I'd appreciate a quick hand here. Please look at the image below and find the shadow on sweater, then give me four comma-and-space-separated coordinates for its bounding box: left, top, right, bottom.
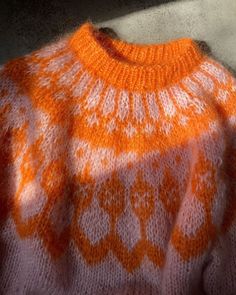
0, 47, 236, 293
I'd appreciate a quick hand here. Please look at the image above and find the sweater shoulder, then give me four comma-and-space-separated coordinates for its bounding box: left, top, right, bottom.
184, 56, 236, 120
0, 34, 71, 94
0, 35, 75, 130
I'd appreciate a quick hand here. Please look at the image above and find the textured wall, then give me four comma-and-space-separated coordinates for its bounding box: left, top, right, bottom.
0, 0, 236, 74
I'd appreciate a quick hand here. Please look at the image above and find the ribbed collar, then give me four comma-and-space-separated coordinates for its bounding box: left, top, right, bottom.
68, 21, 205, 92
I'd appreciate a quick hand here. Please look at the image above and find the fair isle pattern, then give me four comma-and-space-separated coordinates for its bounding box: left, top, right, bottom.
1, 22, 236, 294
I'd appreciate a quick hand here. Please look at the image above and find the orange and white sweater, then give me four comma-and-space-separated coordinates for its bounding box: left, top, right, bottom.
1, 21, 236, 295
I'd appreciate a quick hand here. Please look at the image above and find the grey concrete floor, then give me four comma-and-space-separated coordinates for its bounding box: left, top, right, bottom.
0, 0, 235, 75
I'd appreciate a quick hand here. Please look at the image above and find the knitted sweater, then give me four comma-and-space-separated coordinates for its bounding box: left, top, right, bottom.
1, 21, 236, 295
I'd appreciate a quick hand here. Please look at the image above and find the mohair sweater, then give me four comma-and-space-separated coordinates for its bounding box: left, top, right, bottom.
1, 21, 236, 295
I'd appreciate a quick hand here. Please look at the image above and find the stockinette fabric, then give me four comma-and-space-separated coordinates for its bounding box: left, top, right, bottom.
1, 21, 236, 295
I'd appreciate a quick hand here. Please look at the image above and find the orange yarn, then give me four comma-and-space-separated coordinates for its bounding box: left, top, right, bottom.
1, 21, 236, 294
69, 22, 204, 92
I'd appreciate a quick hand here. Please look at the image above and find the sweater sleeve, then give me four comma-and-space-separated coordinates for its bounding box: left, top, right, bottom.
200, 61, 236, 294
202, 150, 236, 294
0, 63, 13, 225
0, 60, 25, 225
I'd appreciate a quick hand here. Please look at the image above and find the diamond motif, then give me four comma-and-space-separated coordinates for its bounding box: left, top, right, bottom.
18, 182, 46, 222
79, 197, 110, 245
116, 202, 141, 251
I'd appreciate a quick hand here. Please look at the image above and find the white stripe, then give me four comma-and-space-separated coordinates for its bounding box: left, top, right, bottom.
38, 76, 51, 88
182, 77, 202, 96
117, 90, 129, 121
181, 78, 206, 114
53, 91, 66, 100
193, 71, 214, 92
146, 92, 159, 121
58, 61, 82, 86
170, 86, 191, 109
26, 61, 41, 74
158, 89, 176, 117
87, 113, 99, 126
133, 93, 145, 122
45, 52, 73, 72
190, 98, 206, 114
216, 89, 229, 103
85, 79, 103, 109
72, 72, 91, 98
231, 76, 236, 92
102, 87, 116, 116
106, 118, 117, 133
200, 61, 228, 84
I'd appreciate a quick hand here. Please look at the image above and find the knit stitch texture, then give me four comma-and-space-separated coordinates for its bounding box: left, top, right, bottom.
1, 21, 236, 295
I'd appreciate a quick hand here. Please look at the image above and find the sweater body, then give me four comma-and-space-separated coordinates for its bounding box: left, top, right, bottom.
1, 22, 236, 295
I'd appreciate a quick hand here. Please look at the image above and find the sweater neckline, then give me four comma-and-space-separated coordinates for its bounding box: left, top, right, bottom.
68, 21, 205, 92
